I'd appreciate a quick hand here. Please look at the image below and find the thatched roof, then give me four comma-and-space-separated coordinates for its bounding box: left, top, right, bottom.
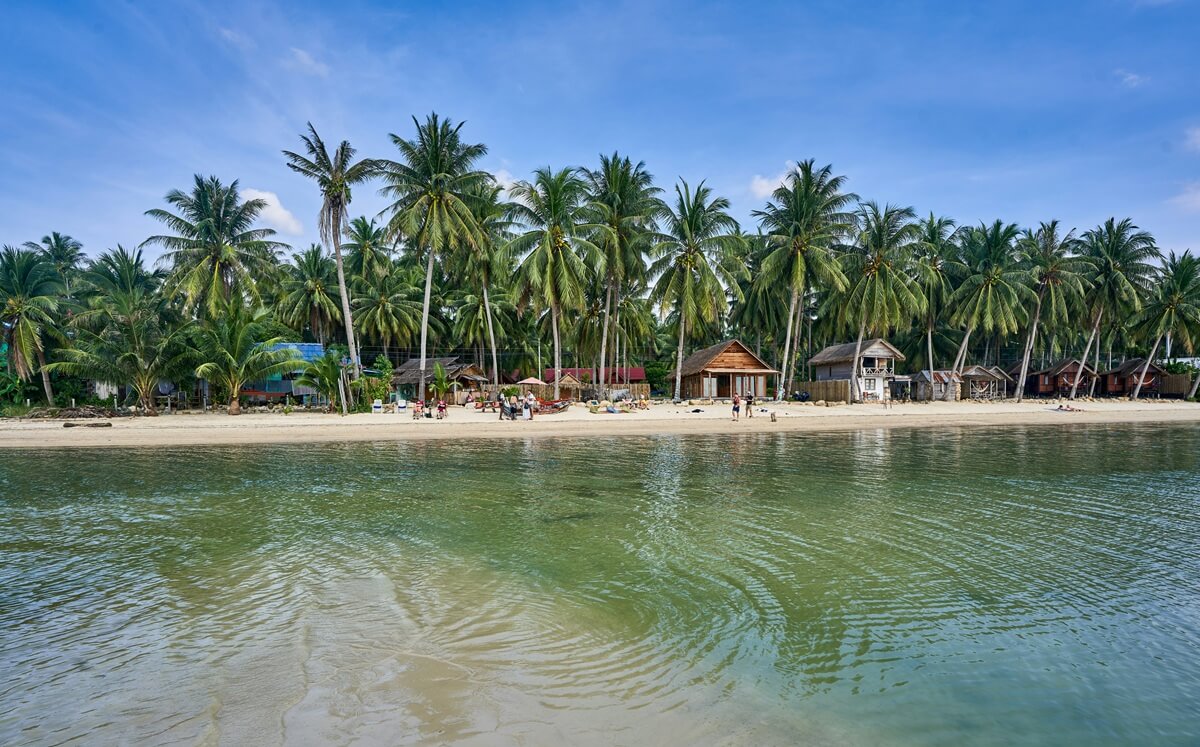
393, 357, 488, 385
1101, 358, 1166, 377
961, 364, 1013, 382
809, 338, 905, 366
674, 339, 776, 378
912, 369, 961, 384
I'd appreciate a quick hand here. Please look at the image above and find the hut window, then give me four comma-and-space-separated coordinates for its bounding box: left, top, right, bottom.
703, 377, 717, 397
864, 378, 877, 391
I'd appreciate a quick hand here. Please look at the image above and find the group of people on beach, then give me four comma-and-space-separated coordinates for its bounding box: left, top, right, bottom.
411, 399, 449, 419
731, 393, 756, 421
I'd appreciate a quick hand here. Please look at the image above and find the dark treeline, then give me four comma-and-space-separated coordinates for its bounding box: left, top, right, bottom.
3, 113, 1199, 413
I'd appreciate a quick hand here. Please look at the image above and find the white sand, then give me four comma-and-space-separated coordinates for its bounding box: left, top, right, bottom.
1, 398, 1197, 449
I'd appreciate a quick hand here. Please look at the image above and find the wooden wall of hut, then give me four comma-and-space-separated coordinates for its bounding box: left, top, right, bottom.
793, 379, 851, 404
1160, 374, 1193, 398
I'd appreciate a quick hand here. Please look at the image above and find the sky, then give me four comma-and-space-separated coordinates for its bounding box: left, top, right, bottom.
1, 0, 1197, 260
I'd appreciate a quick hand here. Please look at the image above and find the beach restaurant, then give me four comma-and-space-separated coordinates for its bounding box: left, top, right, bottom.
672, 339, 777, 399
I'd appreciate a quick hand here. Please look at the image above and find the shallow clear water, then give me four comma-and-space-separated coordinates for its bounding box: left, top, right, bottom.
1, 424, 1199, 746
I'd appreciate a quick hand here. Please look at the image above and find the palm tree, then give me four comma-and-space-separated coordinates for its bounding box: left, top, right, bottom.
1013, 221, 1087, 401
283, 123, 377, 377
510, 167, 608, 399
342, 216, 392, 283
295, 349, 345, 412
1070, 218, 1160, 399
584, 153, 663, 392
352, 267, 422, 360
650, 180, 745, 401
83, 245, 162, 297
944, 221, 1031, 386
277, 245, 341, 346
47, 290, 193, 413
452, 183, 515, 387
1130, 252, 1200, 399
143, 175, 286, 316
833, 203, 925, 402
753, 161, 856, 399
0, 246, 62, 404
377, 113, 488, 400
194, 298, 302, 415
24, 232, 85, 296
913, 214, 962, 393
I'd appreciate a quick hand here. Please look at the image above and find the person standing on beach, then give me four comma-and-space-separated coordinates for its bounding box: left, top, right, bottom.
732, 393, 741, 421
745, 392, 754, 418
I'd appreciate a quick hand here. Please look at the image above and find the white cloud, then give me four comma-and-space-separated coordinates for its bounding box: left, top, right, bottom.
285, 47, 330, 77
1168, 183, 1200, 213
243, 188, 304, 235
749, 162, 798, 199
1114, 69, 1147, 88
218, 27, 252, 50
492, 168, 517, 192
1185, 127, 1200, 153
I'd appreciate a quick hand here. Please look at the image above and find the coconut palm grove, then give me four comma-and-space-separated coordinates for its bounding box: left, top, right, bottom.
1, 113, 1198, 413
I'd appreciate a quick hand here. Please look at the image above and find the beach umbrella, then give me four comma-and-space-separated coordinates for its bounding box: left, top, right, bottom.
517, 376, 547, 385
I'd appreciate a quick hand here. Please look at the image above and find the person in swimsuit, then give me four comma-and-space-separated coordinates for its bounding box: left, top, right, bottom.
732, 393, 741, 421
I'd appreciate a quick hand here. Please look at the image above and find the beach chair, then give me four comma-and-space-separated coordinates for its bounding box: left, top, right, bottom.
396, 398, 407, 412
371, 399, 384, 414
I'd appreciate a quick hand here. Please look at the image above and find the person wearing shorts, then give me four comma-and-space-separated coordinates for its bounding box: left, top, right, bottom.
732, 393, 741, 421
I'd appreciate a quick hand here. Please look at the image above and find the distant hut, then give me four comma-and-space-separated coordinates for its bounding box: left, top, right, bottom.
912, 369, 963, 401
809, 338, 905, 402
1101, 358, 1166, 397
960, 365, 1012, 400
1024, 359, 1097, 397
672, 339, 777, 399
394, 357, 488, 402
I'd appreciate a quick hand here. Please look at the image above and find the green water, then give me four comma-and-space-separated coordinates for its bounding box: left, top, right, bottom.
2, 425, 1199, 745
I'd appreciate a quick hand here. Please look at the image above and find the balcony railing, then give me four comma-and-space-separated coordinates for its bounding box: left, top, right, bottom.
860, 366, 893, 377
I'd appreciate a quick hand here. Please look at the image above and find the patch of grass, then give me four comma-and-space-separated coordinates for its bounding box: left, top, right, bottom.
1, 403, 36, 418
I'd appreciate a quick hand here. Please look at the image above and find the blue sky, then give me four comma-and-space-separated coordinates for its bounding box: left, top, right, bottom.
1, 0, 1197, 259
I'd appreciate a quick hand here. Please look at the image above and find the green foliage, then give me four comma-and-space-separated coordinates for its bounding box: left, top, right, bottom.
429, 361, 451, 401
1163, 361, 1197, 376
194, 297, 302, 414
296, 350, 344, 410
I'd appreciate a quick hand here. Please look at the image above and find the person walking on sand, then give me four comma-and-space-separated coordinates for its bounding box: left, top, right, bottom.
732, 393, 741, 421
745, 392, 754, 418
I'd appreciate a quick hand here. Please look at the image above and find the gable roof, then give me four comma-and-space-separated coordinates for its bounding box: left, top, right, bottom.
675, 339, 777, 378
809, 338, 906, 366
393, 357, 488, 385
543, 367, 647, 383
1031, 358, 1098, 377
1101, 358, 1166, 377
912, 369, 962, 384
961, 364, 1013, 382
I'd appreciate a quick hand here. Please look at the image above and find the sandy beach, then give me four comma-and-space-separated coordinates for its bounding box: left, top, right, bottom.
1, 398, 1197, 449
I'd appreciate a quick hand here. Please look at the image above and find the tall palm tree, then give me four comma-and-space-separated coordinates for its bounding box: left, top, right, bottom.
194, 297, 302, 415
0, 246, 62, 404
24, 232, 84, 296
584, 153, 663, 392
833, 203, 925, 402
945, 220, 1030, 385
83, 245, 162, 297
1070, 218, 1160, 399
283, 123, 377, 377
452, 183, 515, 387
914, 214, 962, 393
342, 216, 392, 282
752, 160, 855, 399
143, 175, 286, 316
352, 266, 422, 361
1129, 252, 1200, 399
1013, 221, 1087, 401
509, 167, 608, 399
377, 113, 488, 400
650, 180, 744, 401
277, 244, 341, 346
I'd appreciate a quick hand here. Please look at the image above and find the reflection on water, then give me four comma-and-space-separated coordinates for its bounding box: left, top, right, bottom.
1, 425, 1199, 745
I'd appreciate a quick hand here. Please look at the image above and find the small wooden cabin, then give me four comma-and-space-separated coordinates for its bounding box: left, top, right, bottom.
673, 339, 777, 399
809, 338, 905, 402
1025, 359, 1097, 397
912, 369, 962, 401
394, 357, 489, 400
960, 365, 1012, 400
1101, 358, 1166, 397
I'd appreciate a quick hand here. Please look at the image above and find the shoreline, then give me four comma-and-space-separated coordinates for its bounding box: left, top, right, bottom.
1, 399, 1197, 449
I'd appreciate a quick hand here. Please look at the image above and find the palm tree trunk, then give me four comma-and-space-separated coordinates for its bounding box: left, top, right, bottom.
598, 283, 612, 395
1015, 294, 1043, 403
777, 288, 798, 400
418, 249, 435, 402
1089, 336, 1101, 397
1131, 334, 1162, 400
925, 322, 935, 401
849, 319, 867, 403
673, 315, 686, 402
331, 224, 360, 380
551, 303, 562, 400
483, 282, 499, 388
1069, 309, 1102, 400
36, 348, 54, 405
1188, 371, 1200, 400
786, 292, 804, 394
945, 326, 973, 400
229, 387, 241, 416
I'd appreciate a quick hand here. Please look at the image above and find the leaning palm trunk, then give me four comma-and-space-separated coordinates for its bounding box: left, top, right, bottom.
673, 316, 686, 402
598, 283, 613, 396
944, 326, 973, 400
1131, 334, 1162, 400
550, 303, 562, 400
1069, 310, 1103, 400
483, 283, 499, 388
849, 319, 867, 403
36, 348, 54, 406
1015, 294, 1044, 403
1089, 337, 1101, 397
1188, 371, 1200, 400
776, 288, 798, 400
418, 249, 435, 402
331, 228, 360, 380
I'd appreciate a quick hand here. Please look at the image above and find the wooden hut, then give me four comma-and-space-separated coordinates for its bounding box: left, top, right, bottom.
912, 369, 962, 401
1024, 359, 1097, 397
960, 365, 1012, 400
672, 339, 777, 399
809, 338, 905, 402
394, 357, 489, 401
1100, 358, 1166, 397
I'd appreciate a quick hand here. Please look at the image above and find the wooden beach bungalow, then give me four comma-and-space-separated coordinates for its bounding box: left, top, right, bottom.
912, 369, 962, 401
672, 339, 777, 399
1024, 359, 1097, 397
1100, 358, 1166, 397
809, 338, 905, 402
960, 365, 1012, 400
394, 357, 489, 401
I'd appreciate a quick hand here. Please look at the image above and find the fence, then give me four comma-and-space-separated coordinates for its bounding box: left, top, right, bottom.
485, 382, 651, 402
793, 379, 851, 404
1161, 374, 1194, 398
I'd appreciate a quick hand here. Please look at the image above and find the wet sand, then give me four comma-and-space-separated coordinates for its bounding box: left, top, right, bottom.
2, 399, 1197, 449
